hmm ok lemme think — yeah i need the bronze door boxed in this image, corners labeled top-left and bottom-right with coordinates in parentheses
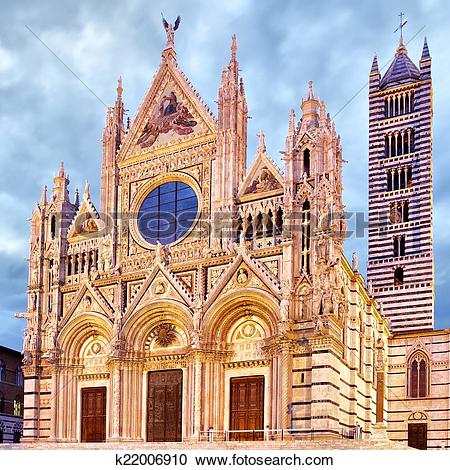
top-left (408, 423), bottom-right (427, 449)
top-left (81, 387), bottom-right (106, 443)
top-left (147, 369), bottom-right (183, 442)
top-left (230, 376), bottom-right (264, 441)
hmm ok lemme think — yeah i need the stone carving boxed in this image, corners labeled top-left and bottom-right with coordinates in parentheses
top-left (151, 324), bottom-right (177, 347)
top-left (162, 15), bottom-right (181, 48)
top-left (352, 251), bottom-right (358, 272)
top-left (236, 268), bottom-right (249, 285)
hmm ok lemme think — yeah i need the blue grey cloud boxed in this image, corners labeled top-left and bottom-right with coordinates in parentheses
top-left (1, 0), bottom-right (449, 350)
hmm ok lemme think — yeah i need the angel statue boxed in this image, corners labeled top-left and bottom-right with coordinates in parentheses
top-left (162, 14), bottom-right (181, 48)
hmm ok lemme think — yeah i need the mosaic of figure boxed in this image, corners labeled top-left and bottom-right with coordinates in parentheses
top-left (137, 91), bottom-right (197, 148)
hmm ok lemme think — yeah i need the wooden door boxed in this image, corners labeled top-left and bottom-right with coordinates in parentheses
top-left (147, 369), bottom-right (183, 442)
top-left (408, 423), bottom-right (427, 449)
top-left (230, 376), bottom-right (264, 441)
top-left (81, 387), bottom-right (106, 443)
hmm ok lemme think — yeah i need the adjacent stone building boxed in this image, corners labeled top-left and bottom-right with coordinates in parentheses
top-left (18, 21), bottom-right (450, 449)
top-left (0, 346), bottom-right (24, 443)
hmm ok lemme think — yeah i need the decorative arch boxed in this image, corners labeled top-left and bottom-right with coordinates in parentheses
top-left (122, 299), bottom-right (194, 353)
top-left (202, 288), bottom-right (279, 344)
top-left (58, 312), bottom-right (113, 358)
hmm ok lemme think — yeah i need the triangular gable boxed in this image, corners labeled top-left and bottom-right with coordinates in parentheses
top-left (118, 57), bottom-right (216, 160)
top-left (67, 185), bottom-right (103, 241)
top-left (238, 151), bottom-right (284, 199)
top-left (60, 282), bottom-right (114, 330)
top-left (125, 261), bottom-right (194, 318)
top-left (295, 131), bottom-right (316, 150)
top-left (204, 249), bottom-right (282, 310)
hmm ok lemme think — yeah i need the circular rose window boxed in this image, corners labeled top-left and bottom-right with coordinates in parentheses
top-left (137, 181), bottom-right (198, 245)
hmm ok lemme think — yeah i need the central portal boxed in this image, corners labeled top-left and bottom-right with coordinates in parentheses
top-left (147, 369), bottom-right (183, 442)
top-left (229, 376), bottom-right (264, 441)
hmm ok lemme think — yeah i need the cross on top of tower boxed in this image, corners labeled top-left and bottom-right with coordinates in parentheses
top-left (394, 12), bottom-right (407, 45)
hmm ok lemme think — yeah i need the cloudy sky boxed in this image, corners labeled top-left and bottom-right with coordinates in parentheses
top-left (1, 0), bottom-right (449, 350)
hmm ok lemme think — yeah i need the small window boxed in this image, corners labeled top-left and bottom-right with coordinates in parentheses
top-left (0, 360), bottom-right (5, 381)
top-left (13, 396), bottom-right (22, 417)
top-left (0, 392), bottom-right (5, 413)
top-left (394, 267), bottom-right (404, 286)
top-left (15, 366), bottom-right (23, 386)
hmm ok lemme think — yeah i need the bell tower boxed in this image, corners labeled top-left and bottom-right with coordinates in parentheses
top-left (367, 35), bottom-right (434, 333)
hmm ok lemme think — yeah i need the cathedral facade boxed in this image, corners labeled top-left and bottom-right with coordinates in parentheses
top-left (19, 22), bottom-right (450, 448)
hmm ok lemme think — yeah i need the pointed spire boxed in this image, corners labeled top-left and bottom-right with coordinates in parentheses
top-left (84, 180), bottom-right (90, 200)
top-left (74, 188), bottom-right (80, 206)
top-left (117, 76), bottom-right (123, 98)
top-left (228, 35), bottom-right (239, 83)
top-left (257, 130), bottom-right (266, 154)
top-left (308, 80), bottom-right (314, 100)
top-left (57, 161), bottom-right (65, 178)
top-left (370, 53), bottom-right (379, 74)
top-left (421, 36), bottom-right (430, 60)
top-left (40, 185), bottom-right (47, 206)
top-left (288, 109), bottom-right (295, 135)
top-left (231, 34), bottom-right (237, 61)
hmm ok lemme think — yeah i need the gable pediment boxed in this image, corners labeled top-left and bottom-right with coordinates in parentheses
top-left (118, 58), bottom-right (216, 161)
top-left (238, 152), bottom-right (284, 200)
top-left (125, 261), bottom-right (194, 318)
top-left (204, 250), bottom-right (282, 310)
top-left (67, 187), bottom-right (103, 241)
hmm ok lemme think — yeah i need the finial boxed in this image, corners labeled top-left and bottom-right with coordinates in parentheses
top-left (231, 34), bottom-right (237, 59)
top-left (40, 185), bottom-right (47, 206)
top-left (308, 80), bottom-right (314, 99)
top-left (117, 76), bottom-right (123, 97)
top-left (394, 12), bottom-right (407, 47)
top-left (74, 188), bottom-right (80, 206)
top-left (288, 109), bottom-right (295, 135)
top-left (84, 180), bottom-right (90, 199)
top-left (161, 14), bottom-right (181, 50)
top-left (58, 161), bottom-right (65, 178)
top-left (257, 130), bottom-right (266, 154)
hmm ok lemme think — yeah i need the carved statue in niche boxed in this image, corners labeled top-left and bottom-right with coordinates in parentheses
top-left (98, 235), bottom-right (113, 272)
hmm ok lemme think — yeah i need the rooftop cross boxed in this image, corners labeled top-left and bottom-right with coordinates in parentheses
top-left (394, 12), bottom-right (407, 45)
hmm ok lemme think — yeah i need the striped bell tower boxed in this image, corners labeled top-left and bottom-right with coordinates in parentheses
top-left (367, 35), bottom-right (434, 333)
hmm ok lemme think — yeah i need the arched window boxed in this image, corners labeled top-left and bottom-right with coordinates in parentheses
top-left (15, 366), bottom-right (23, 386)
top-left (235, 216), bottom-right (243, 242)
top-left (303, 149), bottom-right (311, 177)
top-left (13, 395), bottom-right (22, 417)
top-left (0, 392), bottom-right (5, 413)
top-left (245, 215), bottom-right (253, 241)
top-left (275, 208), bottom-right (283, 236)
top-left (255, 212), bottom-right (264, 239)
top-left (0, 360), bottom-right (5, 381)
top-left (300, 200), bottom-right (311, 274)
top-left (50, 214), bottom-right (56, 239)
top-left (394, 267), bottom-right (404, 286)
top-left (266, 210), bottom-right (274, 238)
top-left (409, 353), bottom-right (429, 398)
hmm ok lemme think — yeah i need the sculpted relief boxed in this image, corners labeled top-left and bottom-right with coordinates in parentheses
top-left (137, 91), bottom-right (198, 148)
